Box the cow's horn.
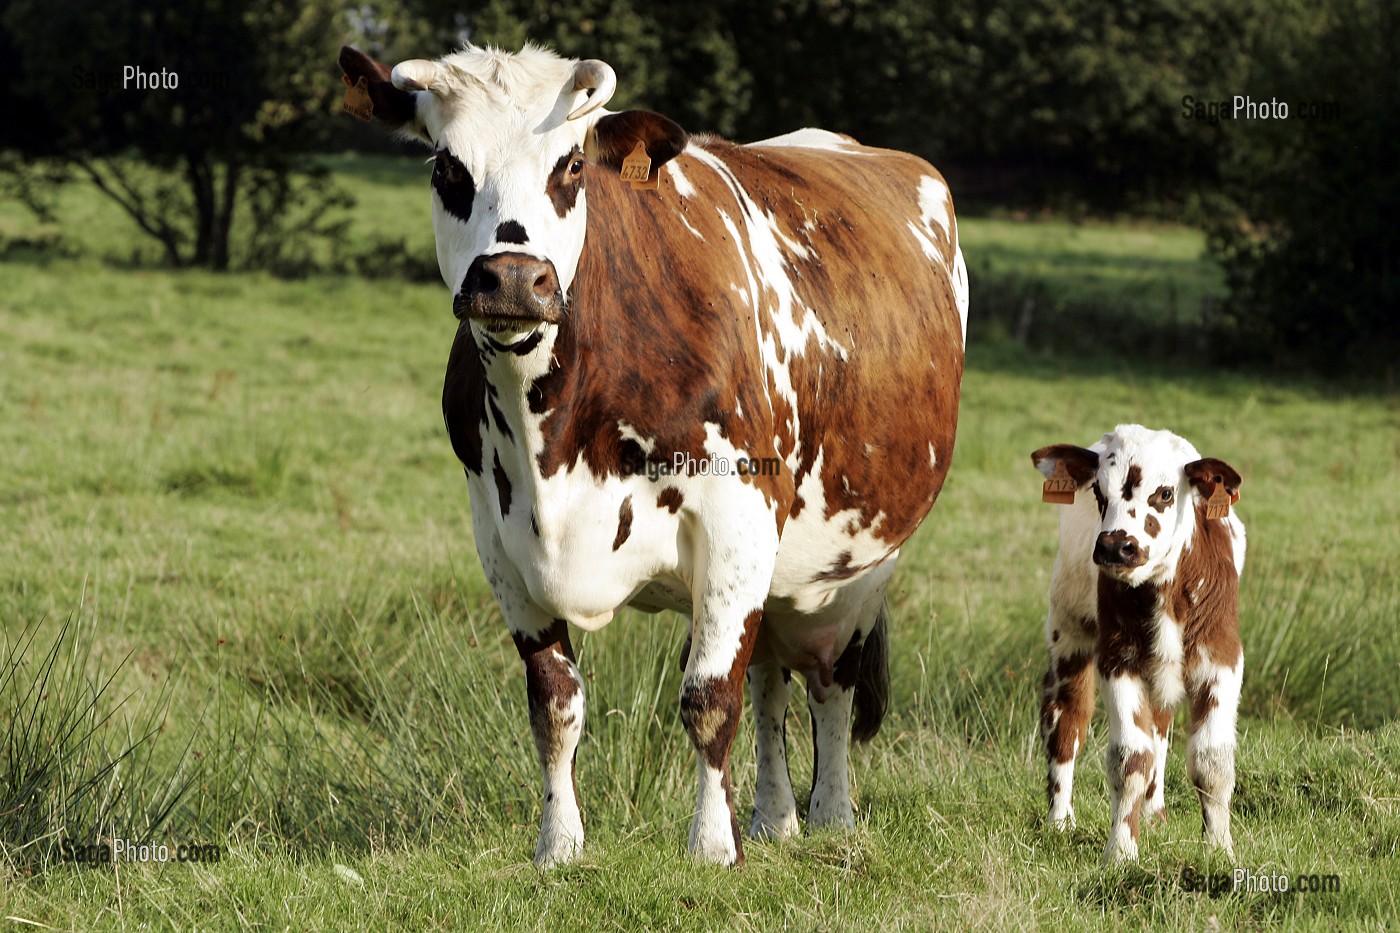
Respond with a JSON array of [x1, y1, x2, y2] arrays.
[[567, 60, 616, 120], [392, 60, 443, 93]]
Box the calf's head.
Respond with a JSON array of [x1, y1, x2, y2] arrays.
[[1032, 424, 1241, 586], [339, 44, 686, 345]]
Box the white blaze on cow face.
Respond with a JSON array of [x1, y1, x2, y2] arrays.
[[388, 46, 605, 340]]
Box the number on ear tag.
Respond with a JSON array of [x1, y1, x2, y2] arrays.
[[1205, 484, 1231, 520], [620, 141, 658, 190], [1042, 461, 1078, 505]]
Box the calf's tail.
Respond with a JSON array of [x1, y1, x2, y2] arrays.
[[851, 601, 890, 743]]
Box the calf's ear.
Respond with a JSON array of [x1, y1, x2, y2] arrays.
[[587, 110, 688, 175], [1185, 458, 1242, 504], [338, 46, 422, 137], [1030, 445, 1099, 487]]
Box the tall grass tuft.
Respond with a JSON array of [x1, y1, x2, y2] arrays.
[[0, 616, 193, 874]]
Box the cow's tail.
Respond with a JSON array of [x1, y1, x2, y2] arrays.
[[851, 601, 890, 743]]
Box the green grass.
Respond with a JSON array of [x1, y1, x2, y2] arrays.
[[1, 160, 1398, 929]]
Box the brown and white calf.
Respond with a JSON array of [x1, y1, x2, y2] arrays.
[[339, 43, 967, 866], [1031, 424, 1246, 864]]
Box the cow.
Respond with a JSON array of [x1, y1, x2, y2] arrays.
[[1031, 424, 1246, 864], [338, 42, 969, 867]]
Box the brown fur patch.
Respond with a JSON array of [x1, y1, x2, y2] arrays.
[[1144, 514, 1161, 538], [546, 149, 583, 218], [512, 620, 580, 780], [612, 495, 633, 550], [657, 487, 683, 513], [1031, 445, 1099, 486], [1042, 651, 1094, 764], [1147, 485, 1175, 513], [1170, 503, 1243, 670], [1096, 576, 1159, 678]]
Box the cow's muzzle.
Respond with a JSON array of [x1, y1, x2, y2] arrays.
[[455, 252, 563, 325], [1093, 531, 1146, 570]]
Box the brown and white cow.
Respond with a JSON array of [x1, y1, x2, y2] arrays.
[[1032, 424, 1246, 864], [339, 43, 968, 867]]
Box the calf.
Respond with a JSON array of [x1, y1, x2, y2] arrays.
[[1031, 424, 1246, 863]]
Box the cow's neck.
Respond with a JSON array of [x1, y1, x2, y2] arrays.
[[473, 321, 580, 470]]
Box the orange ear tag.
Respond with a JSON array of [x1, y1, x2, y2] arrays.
[[342, 75, 373, 122], [620, 141, 658, 191], [1205, 484, 1232, 520], [1042, 461, 1077, 505]]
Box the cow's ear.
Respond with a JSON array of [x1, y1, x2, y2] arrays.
[[339, 46, 421, 136], [588, 110, 688, 174], [1185, 458, 1242, 504], [1031, 444, 1100, 487]]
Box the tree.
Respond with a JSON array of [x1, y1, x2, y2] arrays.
[[1, 0, 347, 270], [1207, 0, 1398, 372]]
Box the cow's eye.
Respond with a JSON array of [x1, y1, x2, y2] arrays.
[[568, 158, 585, 176], [1160, 489, 1173, 503]]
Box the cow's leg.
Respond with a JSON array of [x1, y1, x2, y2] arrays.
[[1101, 673, 1156, 864], [1187, 654, 1242, 858], [680, 602, 761, 865], [511, 617, 585, 868], [1041, 607, 1095, 829], [474, 513, 586, 868], [748, 659, 799, 839], [806, 678, 856, 828], [1143, 708, 1173, 824]]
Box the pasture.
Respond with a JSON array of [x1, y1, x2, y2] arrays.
[[1, 159, 1397, 930]]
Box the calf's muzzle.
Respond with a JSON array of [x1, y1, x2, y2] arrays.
[[1093, 531, 1144, 568]]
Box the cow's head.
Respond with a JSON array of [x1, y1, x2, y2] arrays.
[[339, 44, 686, 345], [1032, 424, 1242, 586]]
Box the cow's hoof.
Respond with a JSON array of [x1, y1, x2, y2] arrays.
[[1143, 803, 1167, 826], [807, 800, 855, 830], [689, 815, 740, 866], [1101, 835, 1139, 866], [1205, 831, 1235, 861], [534, 833, 583, 869], [1047, 811, 1076, 831], [750, 807, 800, 840]]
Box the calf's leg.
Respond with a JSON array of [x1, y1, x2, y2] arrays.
[[1187, 654, 1242, 858], [1041, 607, 1096, 828], [1101, 673, 1155, 864]]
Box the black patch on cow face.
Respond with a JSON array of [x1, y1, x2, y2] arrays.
[[496, 220, 528, 244], [1092, 482, 1107, 517], [1121, 464, 1142, 501], [546, 148, 585, 218], [432, 149, 476, 222]]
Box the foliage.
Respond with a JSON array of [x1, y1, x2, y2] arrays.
[[1206, 0, 1399, 373], [0, 0, 349, 270]]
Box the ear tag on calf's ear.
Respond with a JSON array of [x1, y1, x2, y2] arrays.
[[620, 141, 659, 190], [341, 75, 373, 122], [1205, 483, 1232, 520], [1042, 461, 1078, 505]]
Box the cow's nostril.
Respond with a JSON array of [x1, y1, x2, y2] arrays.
[[479, 269, 500, 295], [1122, 542, 1136, 555]]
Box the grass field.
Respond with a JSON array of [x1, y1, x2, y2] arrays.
[[1, 159, 1397, 930]]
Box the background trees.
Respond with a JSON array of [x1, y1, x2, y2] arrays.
[[2, 0, 1392, 370]]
